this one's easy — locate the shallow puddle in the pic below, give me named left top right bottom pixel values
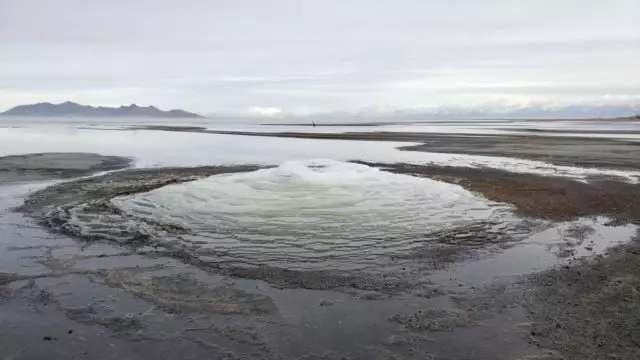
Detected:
left=428, top=217, right=638, bottom=287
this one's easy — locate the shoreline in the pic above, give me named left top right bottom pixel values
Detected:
left=124, top=125, right=640, bottom=171
left=2, top=149, right=640, bottom=359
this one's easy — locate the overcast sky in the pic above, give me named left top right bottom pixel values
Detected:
left=1, top=0, right=639, bottom=115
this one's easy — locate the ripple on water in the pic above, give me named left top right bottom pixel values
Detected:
left=110, top=160, right=512, bottom=271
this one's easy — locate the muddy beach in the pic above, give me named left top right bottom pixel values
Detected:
left=2, top=130, right=640, bottom=360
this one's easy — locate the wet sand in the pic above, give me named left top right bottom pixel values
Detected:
left=2, top=142, right=640, bottom=359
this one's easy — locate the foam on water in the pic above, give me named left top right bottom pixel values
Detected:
left=112, top=160, right=509, bottom=270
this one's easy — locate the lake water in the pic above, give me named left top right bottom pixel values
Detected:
left=2, top=116, right=639, bottom=360
left=1, top=116, right=640, bottom=181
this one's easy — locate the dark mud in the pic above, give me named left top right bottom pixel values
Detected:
left=398, top=134, right=640, bottom=171
left=391, top=309, right=470, bottom=331
left=104, top=271, right=277, bottom=315
left=388, top=279, right=526, bottom=335
left=391, top=234, right=640, bottom=360
left=0, top=152, right=132, bottom=183
left=0, top=272, right=283, bottom=359
left=18, top=164, right=262, bottom=220
left=361, top=162, right=640, bottom=223
left=497, top=127, right=640, bottom=135
left=4, top=151, right=640, bottom=359
left=524, top=236, right=640, bottom=360
left=2, top=234, right=524, bottom=360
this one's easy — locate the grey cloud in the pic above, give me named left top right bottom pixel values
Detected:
left=1, top=0, right=639, bottom=114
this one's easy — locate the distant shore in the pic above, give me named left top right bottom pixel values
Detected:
left=126, top=124, right=640, bottom=170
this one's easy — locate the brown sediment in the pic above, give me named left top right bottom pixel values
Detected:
left=359, top=162, right=640, bottom=223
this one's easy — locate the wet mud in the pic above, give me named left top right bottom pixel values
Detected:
left=2, top=151, right=640, bottom=359
left=524, top=236, right=640, bottom=360
left=18, top=164, right=262, bottom=221
left=0, top=152, right=132, bottom=183
left=17, top=163, right=544, bottom=297
left=362, top=162, right=640, bottom=223
left=392, top=233, right=640, bottom=360
left=104, top=271, right=277, bottom=315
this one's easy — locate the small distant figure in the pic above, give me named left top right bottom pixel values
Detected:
left=312, top=121, right=316, bottom=127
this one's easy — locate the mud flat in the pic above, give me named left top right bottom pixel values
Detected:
left=361, top=162, right=640, bottom=223
left=128, top=125, right=640, bottom=170
left=2, top=151, right=640, bottom=359
left=524, top=237, right=640, bottom=360
left=0, top=152, right=132, bottom=183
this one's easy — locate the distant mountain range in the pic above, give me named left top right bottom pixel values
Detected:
left=3, top=101, right=638, bottom=120
left=1, top=101, right=203, bottom=118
